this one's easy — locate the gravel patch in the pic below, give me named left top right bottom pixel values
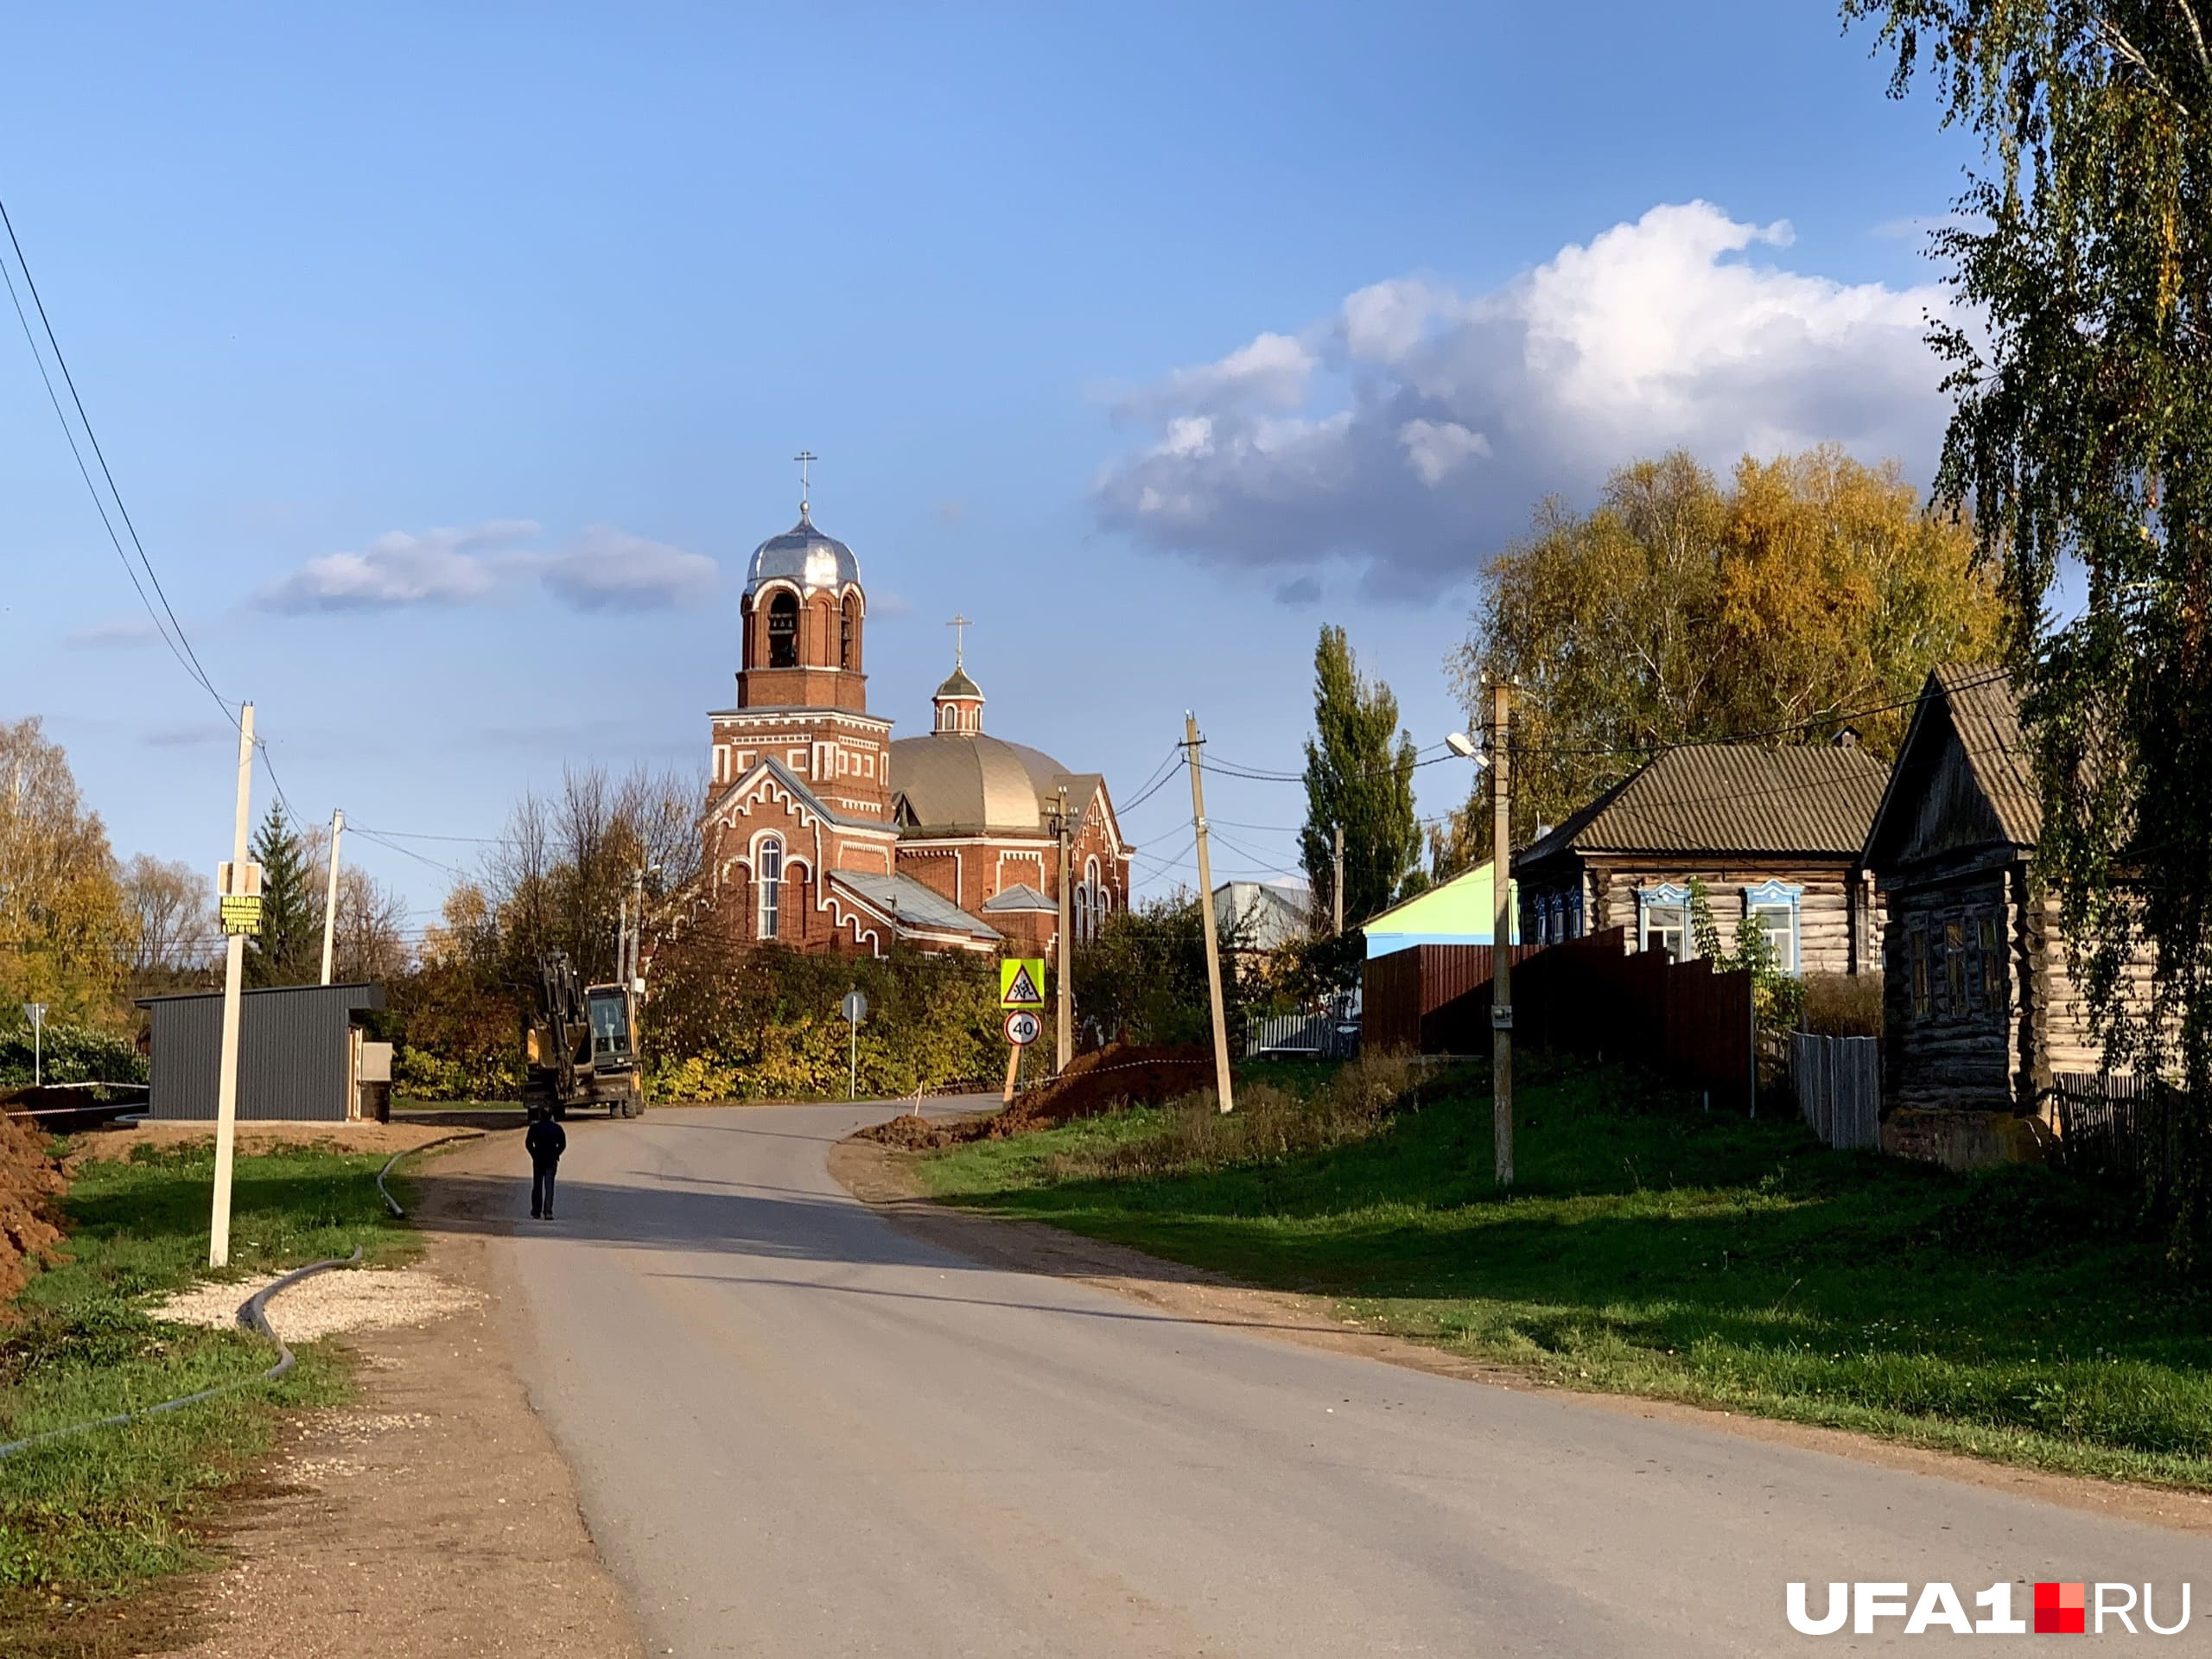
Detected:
left=149, top=1267, right=483, bottom=1342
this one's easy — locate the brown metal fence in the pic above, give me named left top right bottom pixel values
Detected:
left=1362, top=928, right=1757, bottom=1112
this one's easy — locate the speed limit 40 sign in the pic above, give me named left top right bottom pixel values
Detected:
left=1002, top=1009, right=1043, bottom=1046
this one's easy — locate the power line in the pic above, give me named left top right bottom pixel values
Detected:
left=0, top=194, right=232, bottom=725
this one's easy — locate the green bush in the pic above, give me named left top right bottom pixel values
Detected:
left=0, top=1021, right=144, bottom=1088
left=643, top=938, right=1006, bottom=1102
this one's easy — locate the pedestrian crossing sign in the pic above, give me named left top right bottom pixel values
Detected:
left=1000, top=957, right=1046, bottom=1008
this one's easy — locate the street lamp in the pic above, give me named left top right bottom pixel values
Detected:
left=1445, top=730, right=1490, bottom=770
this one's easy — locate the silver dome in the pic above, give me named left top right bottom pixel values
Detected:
left=743, top=511, right=861, bottom=596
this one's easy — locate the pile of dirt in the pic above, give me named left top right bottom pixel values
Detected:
left=861, top=1044, right=1215, bottom=1150
left=0, top=1110, right=66, bottom=1301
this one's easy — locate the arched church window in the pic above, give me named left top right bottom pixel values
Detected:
left=840, top=594, right=858, bottom=669
left=758, top=837, right=783, bottom=939
left=767, top=592, right=798, bottom=668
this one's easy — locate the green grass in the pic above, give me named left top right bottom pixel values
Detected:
left=918, top=1054, right=2212, bottom=1490
left=0, top=1142, right=416, bottom=1612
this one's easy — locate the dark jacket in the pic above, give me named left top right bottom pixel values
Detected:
left=524, top=1117, right=567, bottom=1163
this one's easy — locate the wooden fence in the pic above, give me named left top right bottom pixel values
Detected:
left=1790, top=1033, right=1880, bottom=1149
left=1361, top=928, right=1757, bottom=1113
left=2049, top=1071, right=2173, bottom=1187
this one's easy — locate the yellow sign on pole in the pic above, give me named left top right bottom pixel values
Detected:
left=219, top=894, right=264, bottom=936
left=1000, top=957, right=1046, bottom=1009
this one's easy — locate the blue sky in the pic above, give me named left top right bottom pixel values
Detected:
left=0, top=2, right=1976, bottom=927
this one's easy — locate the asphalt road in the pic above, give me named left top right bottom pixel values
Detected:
left=491, top=1104, right=2208, bottom=1656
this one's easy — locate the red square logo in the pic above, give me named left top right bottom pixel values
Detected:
left=2035, top=1582, right=2086, bottom=1635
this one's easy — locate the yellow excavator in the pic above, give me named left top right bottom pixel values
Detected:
left=522, top=952, right=644, bottom=1120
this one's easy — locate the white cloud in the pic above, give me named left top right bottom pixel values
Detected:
left=542, top=525, right=718, bottom=612
left=1092, top=200, right=1951, bottom=594
left=66, top=617, right=165, bottom=650
left=257, top=521, right=537, bottom=613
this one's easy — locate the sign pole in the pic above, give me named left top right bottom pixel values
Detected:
left=212, top=702, right=256, bottom=1269
left=20, top=1005, right=44, bottom=1089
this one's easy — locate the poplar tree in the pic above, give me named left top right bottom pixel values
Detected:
left=1847, top=2, right=2212, bottom=1251
left=1299, top=626, right=1421, bottom=932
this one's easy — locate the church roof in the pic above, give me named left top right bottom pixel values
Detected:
left=934, top=664, right=984, bottom=701
left=890, top=734, right=1093, bottom=835
left=829, top=870, right=1001, bottom=943
left=743, top=509, right=860, bottom=597
left=980, top=883, right=1056, bottom=913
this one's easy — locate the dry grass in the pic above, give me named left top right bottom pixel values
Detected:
left=1802, top=971, right=1884, bottom=1037
left=1040, top=1050, right=1424, bottom=1182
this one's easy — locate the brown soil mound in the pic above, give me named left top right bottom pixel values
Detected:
left=0, top=1110, right=66, bottom=1301
left=859, top=1044, right=1214, bottom=1151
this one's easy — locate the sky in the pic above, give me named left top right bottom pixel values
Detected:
left=0, top=2, right=1980, bottom=932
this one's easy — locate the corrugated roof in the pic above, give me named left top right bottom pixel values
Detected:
left=1937, top=664, right=2039, bottom=844
left=830, top=870, right=1001, bottom=941
left=1533, top=743, right=1888, bottom=859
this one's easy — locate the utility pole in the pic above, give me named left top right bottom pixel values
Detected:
left=318, top=808, right=344, bottom=986
left=629, top=866, right=646, bottom=985
left=1490, top=681, right=1515, bottom=1189
left=211, top=702, right=256, bottom=1269
left=1185, top=714, right=1236, bottom=1115
left=616, top=898, right=629, bottom=987
left=1332, top=823, right=1345, bottom=937
left=1054, top=786, right=1072, bottom=1074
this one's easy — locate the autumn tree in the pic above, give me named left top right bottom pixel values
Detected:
left=0, top=718, right=134, bottom=1023
left=1847, top=2, right=2212, bottom=1250
left=1299, top=626, right=1421, bottom=931
left=124, top=854, right=216, bottom=994
left=1444, top=447, right=2005, bottom=852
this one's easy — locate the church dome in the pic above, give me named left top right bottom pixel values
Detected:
left=890, top=734, right=1071, bottom=833
left=934, top=664, right=983, bottom=702
left=744, top=510, right=860, bottom=597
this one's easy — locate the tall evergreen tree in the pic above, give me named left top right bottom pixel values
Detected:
left=247, top=801, right=318, bottom=988
left=1299, top=626, right=1421, bottom=933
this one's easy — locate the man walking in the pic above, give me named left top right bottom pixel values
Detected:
left=525, top=1104, right=567, bottom=1219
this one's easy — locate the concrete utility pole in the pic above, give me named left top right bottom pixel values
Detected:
left=1054, top=786, right=1072, bottom=1074
left=211, top=702, right=256, bottom=1269
left=319, top=808, right=344, bottom=986
left=617, top=899, right=629, bottom=987
left=629, top=865, right=646, bottom=985
left=1332, top=824, right=1345, bottom=937
left=1185, top=714, right=1235, bottom=1115
left=1490, top=681, right=1515, bottom=1189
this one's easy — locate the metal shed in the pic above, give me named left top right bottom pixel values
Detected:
left=136, top=982, right=387, bottom=1122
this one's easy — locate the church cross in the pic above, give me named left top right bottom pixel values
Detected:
left=947, top=613, right=972, bottom=667
left=794, top=449, right=817, bottom=514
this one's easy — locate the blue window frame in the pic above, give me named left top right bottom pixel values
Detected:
left=1637, top=883, right=1694, bottom=959
left=1741, top=879, right=1804, bottom=976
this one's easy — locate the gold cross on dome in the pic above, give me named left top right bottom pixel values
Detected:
left=946, top=613, right=972, bottom=666
left=795, top=450, right=817, bottom=513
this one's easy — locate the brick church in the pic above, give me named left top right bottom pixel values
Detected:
left=690, top=487, right=1131, bottom=957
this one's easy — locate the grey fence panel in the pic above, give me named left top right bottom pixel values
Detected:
left=1792, top=1033, right=1880, bottom=1150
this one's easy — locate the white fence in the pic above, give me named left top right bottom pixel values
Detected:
left=1244, top=993, right=1360, bottom=1060
left=1791, top=1033, right=1880, bottom=1150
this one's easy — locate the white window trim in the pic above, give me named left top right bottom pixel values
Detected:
left=755, top=833, right=785, bottom=941
left=1637, top=882, right=1694, bottom=957
left=1741, top=879, right=1805, bottom=976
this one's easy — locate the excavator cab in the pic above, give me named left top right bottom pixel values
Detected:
left=585, top=984, right=634, bottom=1071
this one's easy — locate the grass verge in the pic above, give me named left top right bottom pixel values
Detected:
left=0, top=1140, right=416, bottom=1644
left=915, top=1052, right=2212, bottom=1491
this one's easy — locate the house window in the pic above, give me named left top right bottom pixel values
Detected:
left=757, top=837, right=783, bottom=940
left=1637, top=884, right=1698, bottom=959
left=1911, top=929, right=1931, bottom=1018
left=1742, top=880, right=1803, bottom=976
left=1944, top=919, right=1966, bottom=1014
left=1979, top=913, right=2003, bottom=1005
left=766, top=592, right=799, bottom=667
left=1567, top=888, right=1584, bottom=939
